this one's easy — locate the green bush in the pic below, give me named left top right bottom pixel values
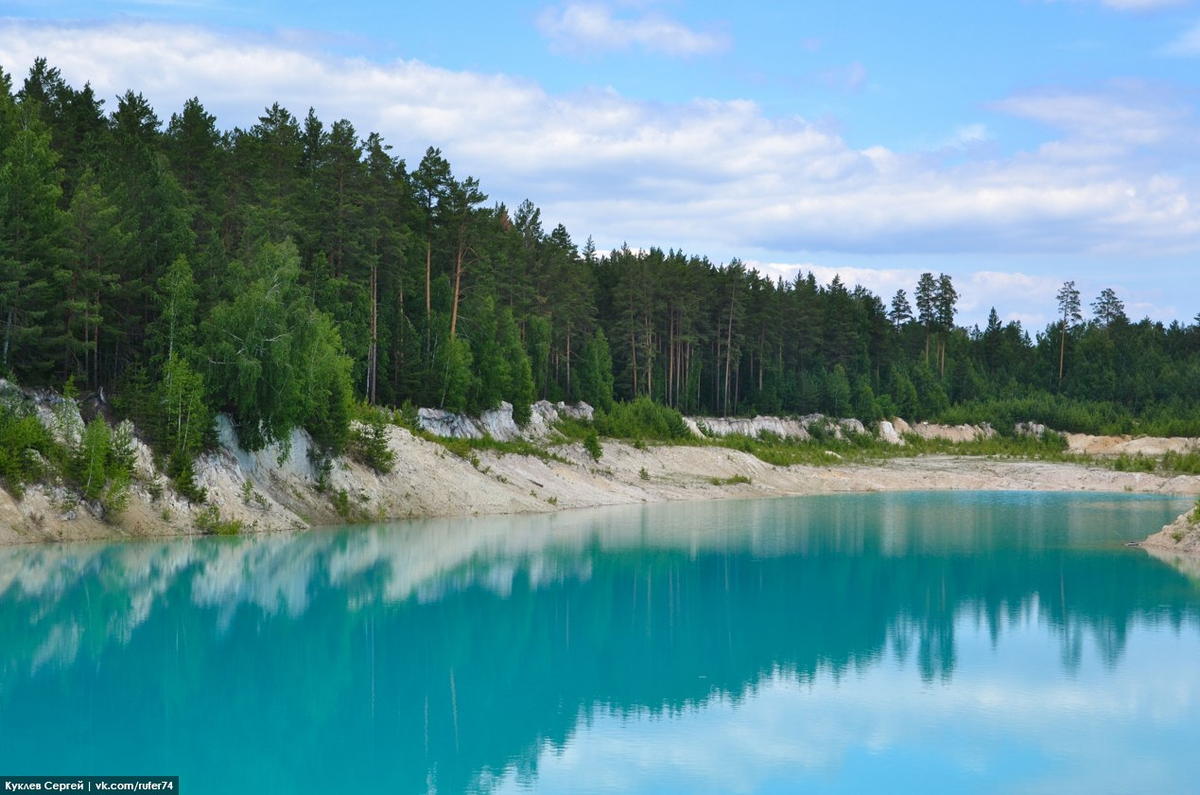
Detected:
left=70, top=418, right=134, bottom=517
left=584, top=431, right=603, bottom=462
left=594, top=397, right=690, bottom=442
left=195, top=505, right=242, bottom=535
left=1162, top=451, right=1200, bottom=475
left=349, top=410, right=396, bottom=475
left=1113, top=453, right=1156, bottom=473
left=0, top=395, right=55, bottom=498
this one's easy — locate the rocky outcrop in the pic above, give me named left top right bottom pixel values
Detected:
left=417, top=400, right=594, bottom=441
left=1065, top=434, right=1200, bottom=457
left=907, top=421, right=995, bottom=443
left=1016, top=422, right=1047, bottom=437
left=687, top=415, right=811, bottom=441
left=685, top=413, right=874, bottom=442
left=1141, top=509, right=1200, bottom=555
left=877, top=420, right=904, bottom=445
left=5, top=381, right=1200, bottom=549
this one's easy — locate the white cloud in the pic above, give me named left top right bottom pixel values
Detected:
left=1100, top=0, right=1191, bottom=8
left=2, top=18, right=1199, bottom=325
left=1164, top=20, right=1200, bottom=54
left=815, top=61, right=868, bottom=92
left=535, top=2, right=729, bottom=57
left=742, top=263, right=1066, bottom=328
left=991, top=84, right=1189, bottom=151
left=1044, top=0, right=1193, bottom=10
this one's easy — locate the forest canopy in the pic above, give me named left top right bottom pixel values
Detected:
left=2, top=56, right=1200, bottom=463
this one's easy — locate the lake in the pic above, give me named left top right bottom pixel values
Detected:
left=2, top=491, right=1198, bottom=793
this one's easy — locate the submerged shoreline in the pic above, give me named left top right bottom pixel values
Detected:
left=3, top=420, right=1199, bottom=548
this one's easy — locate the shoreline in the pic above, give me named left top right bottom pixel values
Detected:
left=3, top=422, right=1200, bottom=547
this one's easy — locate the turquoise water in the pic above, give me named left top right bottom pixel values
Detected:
left=2, top=492, right=1199, bottom=793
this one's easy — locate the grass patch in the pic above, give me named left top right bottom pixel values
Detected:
left=1109, top=450, right=1200, bottom=477
left=593, top=397, right=691, bottom=443
left=195, top=505, right=243, bottom=535
left=710, top=474, right=752, bottom=486
left=705, top=427, right=1080, bottom=469
left=435, top=435, right=569, bottom=465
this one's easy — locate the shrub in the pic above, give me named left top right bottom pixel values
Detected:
left=349, top=411, right=396, bottom=474
left=195, top=505, right=242, bottom=535
left=593, top=397, right=689, bottom=441
left=0, top=400, right=54, bottom=498
left=584, top=431, right=603, bottom=462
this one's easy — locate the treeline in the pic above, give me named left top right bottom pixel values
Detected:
left=3, top=57, right=1200, bottom=477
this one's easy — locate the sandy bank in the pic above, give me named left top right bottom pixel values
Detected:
left=4, top=419, right=1200, bottom=547
left=1140, top=508, right=1200, bottom=555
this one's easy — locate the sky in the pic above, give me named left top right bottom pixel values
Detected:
left=3, top=1, right=1200, bottom=329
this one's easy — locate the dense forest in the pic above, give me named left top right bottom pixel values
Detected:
left=3, top=58, right=1200, bottom=480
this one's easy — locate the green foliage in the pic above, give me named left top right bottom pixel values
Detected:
left=69, top=417, right=133, bottom=516
left=431, top=333, right=473, bottom=414
left=195, top=505, right=242, bottom=535
left=0, top=394, right=54, bottom=497
left=710, top=474, right=751, bottom=485
left=639, top=467, right=650, bottom=481
left=576, top=329, right=615, bottom=412
left=583, top=431, right=603, bottom=462
left=594, top=397, right=690, bottom=442
left=499, top=307, right=534, bottom=425
left=710, top=425, right=1075, bottom=469
left=75, top=418, right=110, bottom=500
left=349, top=409, right=396, bottom=475
left=203, top=240, right=353, bottom=453
left=158, top=353, right=212, bottom=487
left=1163, top=451, right=1200, bottom=476
left=5, top=58, right=1200, bottom=462
left=1113, top=453, right=1157, bottom=473
left=434, top=433, right=569, bottom=465
left=331, top=488, right=352, bottom=520
left=823, top=364, right=852, bottom=417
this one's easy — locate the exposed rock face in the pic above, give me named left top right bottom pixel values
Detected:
left=1141, top=510, right=1200, bottom=555
left=1065, top=434, right=1200, bottom=457
left=417, top=401, right=594, bottom=441
left=877, top=420, right=904, bottom=445
left=553, top=401, right=595, bottom=422
left=908, top=422, right=995, bottom=443
left=688, top=415, right=811, bottom=441
left=211, top=414, right=319, bottom=481
left=686, top=413, right=879, bottom=442
left=839, top=418, right=867, bottom=436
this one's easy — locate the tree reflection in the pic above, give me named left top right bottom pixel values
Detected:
left=0, top=493, right=1196, bottom=792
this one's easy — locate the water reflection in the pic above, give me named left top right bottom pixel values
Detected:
left=0, top=493, right=1197, bottom=793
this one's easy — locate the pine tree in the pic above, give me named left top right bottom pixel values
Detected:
left=0, top=93, right=66, bottom=381
left=1055, top=280, right=1081, bottom=385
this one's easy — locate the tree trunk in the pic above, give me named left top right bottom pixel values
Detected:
left=425, top=238, right=432, bottom=320
left=724, top=297, right=735, bottom=417
left=450, top=247, right=464, bottom=338
left=368, top=262, right=378, bottom=404
left=1058, top=321, right=1066, bottom=385
left=630, top=331, right=638, bottom=396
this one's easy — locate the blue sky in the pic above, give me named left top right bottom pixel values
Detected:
left=4, top=0, right=1200, bottom=328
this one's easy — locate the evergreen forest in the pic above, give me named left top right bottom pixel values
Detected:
left=4, top=58, right=1200, bottom=479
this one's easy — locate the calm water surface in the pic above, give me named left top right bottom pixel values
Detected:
left=2, top=492, right=1199, bottom=793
